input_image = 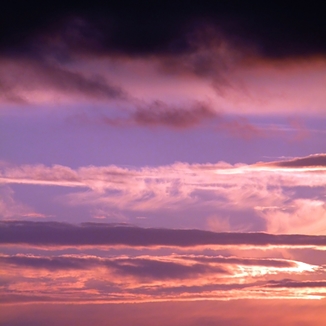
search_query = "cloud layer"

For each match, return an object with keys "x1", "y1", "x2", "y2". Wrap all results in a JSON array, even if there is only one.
[
  {"x1": 1, "y1": 1, "x2": 326, "y2": 126},
  {"x1": 1, "y1": 154, "x2": 326, "y2": 234},
  {"x1": 1, "y1": 221, "x2": 326, "y2": 248}
]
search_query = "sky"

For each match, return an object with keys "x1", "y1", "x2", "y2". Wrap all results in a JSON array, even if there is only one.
[{"x1": 1, "y1": 1, "x2": 326, "y2": 325}]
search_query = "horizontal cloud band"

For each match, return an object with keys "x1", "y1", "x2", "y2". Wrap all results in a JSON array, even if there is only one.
[{"x1": 1, "y1": 221, "x2": 326, "y2": 248}]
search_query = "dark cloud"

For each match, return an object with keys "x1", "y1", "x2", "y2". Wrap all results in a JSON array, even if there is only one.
[
  {"x1": 0, "y1": 293, "x2": 55, "y2": 304},
  {"x1": 0, "y1": 253, "x2": 298, "y2": 277},
  {"x1": 141, "y1": 282, "x2": 257, "y2": 296},
  {"x1": 1, "y1": 221, "x2": 326, "y2": 248},
  {"x1": 0, "y1": 255, "x2": 93, "y2": 271},
  {"x1": 0, "y1": 60, "x2": 128, "y2": 103},
  {"x1": 0, "y1": 254, "x2": 228, "y2": 279},
  {"x1": 105, "y1": 258, "x2": 227, "y2": 279},
  {"x1": 133, "y1": 101, "x2": 217, "y2": 128},
  {"x1": 98, "y1": 101, "x2": 217, "y2": 128},
  {"x1": 38, "y1": 64, "x2": 128, "y2": 100},
  {"x1": 270, "y1": 154, "x2": 326, "y2": 168},
  {"x1": 187, "y1": 256, "x2": 296, "y2": 268},
  {"x1": 97, "y1": 101, "x2": 262, "y2": 133},
  {"x1": 258, "y1": 154, "x2": 326, "y2": 168},
  {"x1": 267, "y1": 279, "x2": 326, "y2": 288},
  {"x1": 1, "y1": 1, "x2": 325, "y2": 60}
]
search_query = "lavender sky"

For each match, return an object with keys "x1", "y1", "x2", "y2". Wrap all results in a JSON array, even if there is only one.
[{"x1": 1, "y1": 1, "x2": 326, "y2": 325}]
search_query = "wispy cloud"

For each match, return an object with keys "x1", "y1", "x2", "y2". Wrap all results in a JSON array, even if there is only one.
[
  {"x1": 132, "y1": 101, "x2": 216, "y2": 128},
  {"x1": 0, "y1": 58, "x2": 128, "y2": 104}
]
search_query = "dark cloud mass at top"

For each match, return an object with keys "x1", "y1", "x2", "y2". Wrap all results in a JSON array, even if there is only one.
[{"x1": 1, "y1": 0, "x2": 325, "y2": 60}]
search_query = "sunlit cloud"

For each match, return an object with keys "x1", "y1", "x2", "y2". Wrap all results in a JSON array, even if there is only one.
[
  {"x1": 1, "y1": 252, "x2": 324, "y2": 304},
  {"x1": 1, "y1": 154, "x2": 326, "y2": 233}
]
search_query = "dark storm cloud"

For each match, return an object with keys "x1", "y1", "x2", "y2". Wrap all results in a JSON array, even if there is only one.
[
  {"x1": 1, "y1": 221, "x2": 326, "y2": 248},
  {"x1": 1, "y1": 1, "x2": 325, "y2": 60}
]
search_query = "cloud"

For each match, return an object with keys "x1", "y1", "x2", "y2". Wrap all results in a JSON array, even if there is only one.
[
  {"x1": 0, "y1": 186, "x2": 47, "y2": 219},
  {"x1": 0, "y1": 254, "x2": 226, "y2": 279},
  {"x1": 187, "y1": 255, "x2": 297, "y2": 268},
  {"x1": 259, "y1": 154, "x2": 326, "y2": 168},
  {"x1": 1, "y1": 154, "x2": 326, "y2": 233},
  {"x1": 133, "y1": 101, "x2": 216, "y2": 128},
  {"x1": 1, "y1": 252, "x2": 323, "y2": 304},
  {"x1": 0, "y1": 58, "x2": 128, "y2": 104},
  {"x1": 257, "y1": 199, "x2": 326, "y2": 235},
  {"x1": 1, "y1": 2, "x2": 325, "y2": 59},
  {"x1": 1, "y1": 221, "x2": 326, "y2": 248},
  {"x1": 0, "y1": 253, "x2": 299, "y2": 273},
  {"x1": 267, "y1": 279, "x2": 326, "y2": 288},
  {"x1": 0, "y1": 2, "x2": 325, "y2": 122},
  {"x1": 98, "y1": 100, "x2": 218, "y2": 128},
  {"x1": 88, "y1": 99, "x2": 264, "y2": 135}
]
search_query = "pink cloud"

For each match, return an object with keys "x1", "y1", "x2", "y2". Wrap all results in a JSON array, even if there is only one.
[
  {"x1": 1, "y1": 154, "x2": 326, "y2": 233},
  {"x1": 0, "y1": 251, "x2": 323, "y2": 304}
]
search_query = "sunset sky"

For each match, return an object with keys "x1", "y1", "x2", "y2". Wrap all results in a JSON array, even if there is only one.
[{"x1": 1, "y1": 1, "x2": 326, "y2": 325}]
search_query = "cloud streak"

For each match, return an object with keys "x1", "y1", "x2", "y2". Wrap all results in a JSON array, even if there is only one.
[
  {"x1": 1, "y1": 221, "x2": 326, "y2": 248},
  {"x1": 0, "y1": 58, "x2": 128, "y2": 104}
]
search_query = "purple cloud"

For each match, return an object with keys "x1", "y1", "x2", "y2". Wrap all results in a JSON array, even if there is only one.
[
  {"x1": 266, "y1": 279, "x2": 326, "y2": 288},
  {"x1": 0, "y1": 254, "x2": 228, "y2": 279},
  {"x1": 133, "y1": 101, "x2": 216, "y2": 128},
  {"x1": 258, "y1": 154, "x2": 326, "y2": 168},
  {"x1": 1, "y1": 221, "x2": 326, "y2": 248}
]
